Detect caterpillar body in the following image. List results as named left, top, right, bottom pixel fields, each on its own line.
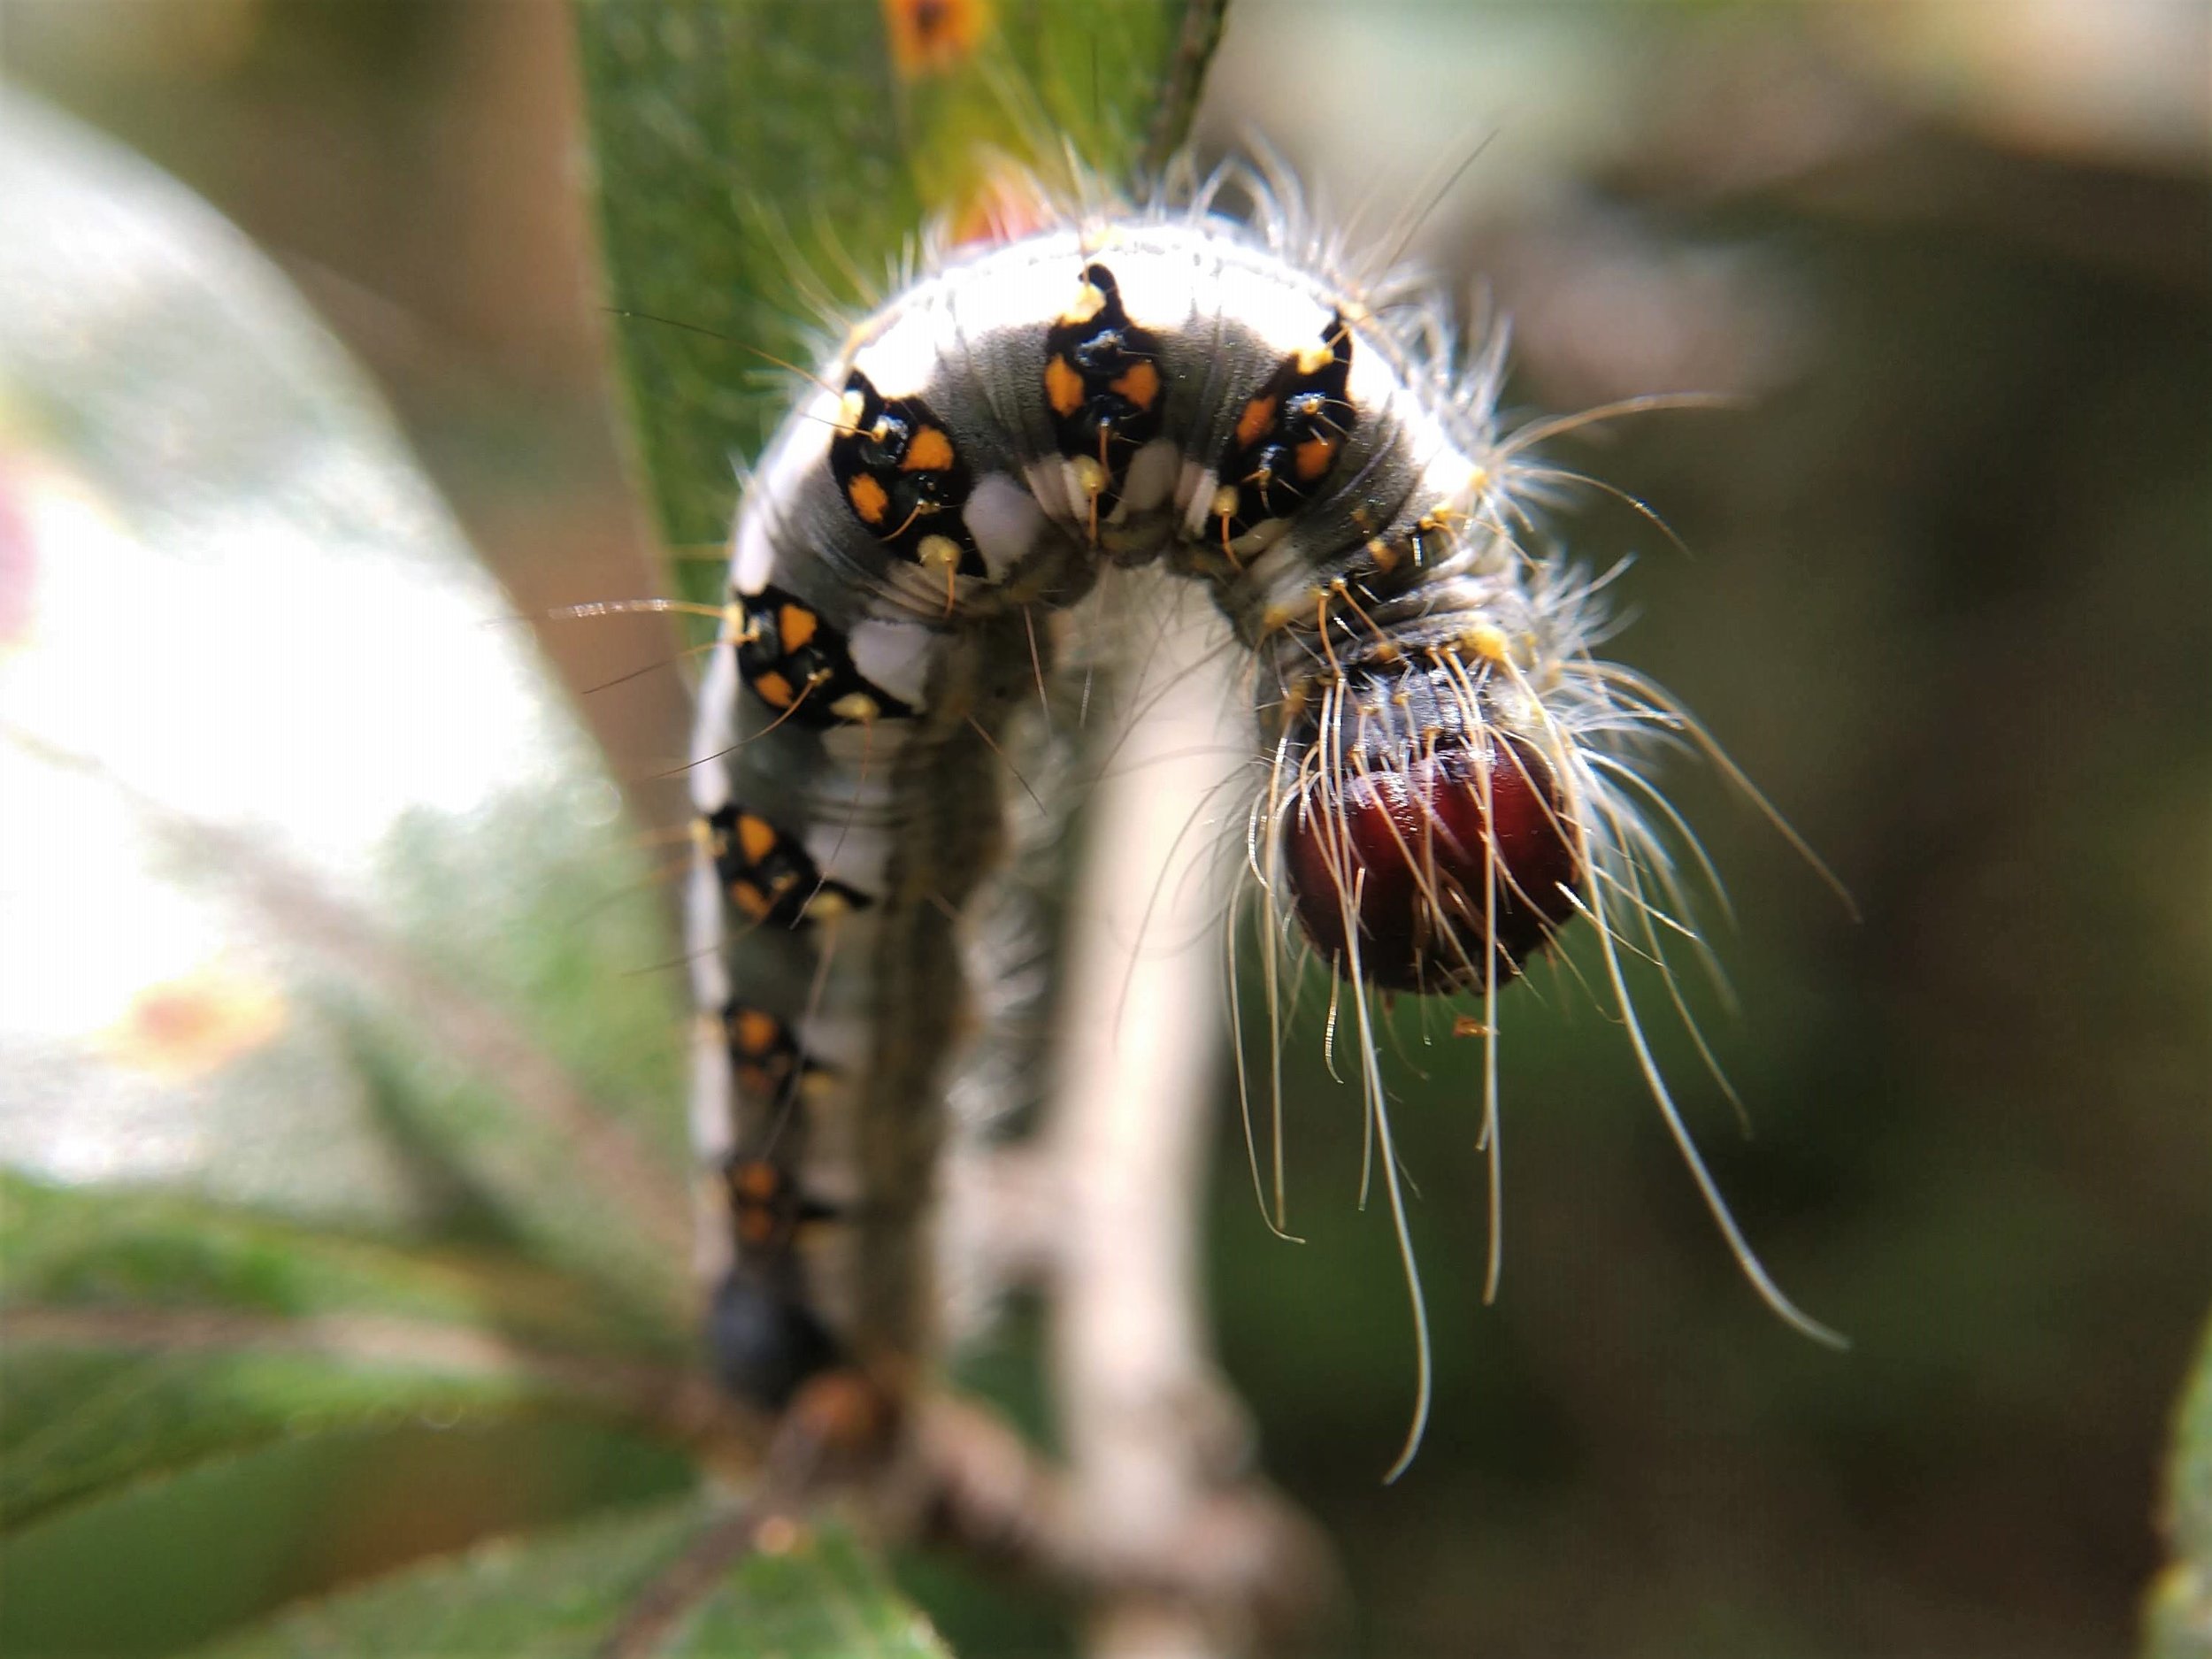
left=683, top=169, right=1837, bottom=1471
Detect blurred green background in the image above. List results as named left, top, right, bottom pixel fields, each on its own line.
left=5, top=1, right=2207, bottom=1654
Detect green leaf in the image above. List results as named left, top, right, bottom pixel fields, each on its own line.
left=2148, top=1308, right=2212, bottom=1657
left=195, top=1497, right=949, bottom=1659
left=0, top=1173, right=674, bottom=1355
left=0, top=1422, right=692, bottom=1659
left=0, top=1175, right=701, bottom=1531
left=572, top=0, right=1223, bottom=568
left=675, top=1520, right=954, bottom=1658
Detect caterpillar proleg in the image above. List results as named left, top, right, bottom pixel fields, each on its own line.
left=684, top=162, right=1840, bottom=1476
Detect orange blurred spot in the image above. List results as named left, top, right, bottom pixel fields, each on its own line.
left=109, top=972, right=286, bottom=1079
left=788, top=1368, right=897, bottom=1457
left=883, top=0, right=992, bottom=80
left=733, top=1160, right=781, bottom=1201
left=0, top=457, right=32, bottom=648
left=736, top=812, right=779, bottom=864
left=733, top=1007, right=781, bottom=1056
left=753, top=1515, right=804, bottom=1556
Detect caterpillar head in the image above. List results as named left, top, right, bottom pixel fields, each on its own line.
left=1281, top=664, right=1584, bottom=994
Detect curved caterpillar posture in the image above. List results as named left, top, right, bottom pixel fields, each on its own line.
left=683, top=165, right=1839, bottom=1476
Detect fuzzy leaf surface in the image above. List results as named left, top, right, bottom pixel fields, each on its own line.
left=2149, top=1309, right=2212, bottom=1656
left=572, top=0, right=1219, bottom=579
left=0, top=1174, right=702, bottom=1532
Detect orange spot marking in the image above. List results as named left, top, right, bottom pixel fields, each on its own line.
left=730, top=879, right=771, bottom=920
left=736, top=813, right=779, bottom=864
left=789, top=1370, right=896, bottom=1456
left=734, top=1161, right=781, bottom=1201
left=1294, top=434, right=1339, bottom=480
left=733, top=1008, right=781, bottom=1056
left=883, top=0, right=992, bottom=80
left=737, top=1210, right=775, bottom=1246
left=902, top=426, right=955, bottom=472
left=751, top=670, right=795, bottom=709
left=778, top=603, right=818, bottom=650
left=1235, top=395, right=1278, bottom=448
left=845, top=472, right=889, bottom=526
left=1044, top=354, right=1085, bottom=419
left=1109, top=357, right=1160, bottom=411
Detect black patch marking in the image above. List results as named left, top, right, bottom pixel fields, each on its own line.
left=733, top=582, right=915, bottom=726
left=1213, top=311, right=1356, bottom=539
left=723, top=1002, right=835, bottom=1102
left=828, top=370, right=987, bottom=579
left=1042, top=262, right=1165, bottom=511
left=703, top=803, right=872, bottom=929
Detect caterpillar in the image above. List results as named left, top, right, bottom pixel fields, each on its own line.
left=680, top=161, right=1842, bottom=1479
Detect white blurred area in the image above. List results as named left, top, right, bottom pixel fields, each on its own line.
left=1199, top=0, right=2208, bottom=409
left=1200, top=0, right=2208, bottom=225
left=0, top=92, right=618, bottom=1213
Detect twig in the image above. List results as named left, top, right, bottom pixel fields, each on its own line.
left=915, top=1395, right=1327, bottom=1634
left=1042, top=590, right=1322, bottom=1655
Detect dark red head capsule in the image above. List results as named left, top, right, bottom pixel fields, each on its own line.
left=1284, top=729, right=1584, bottom=994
